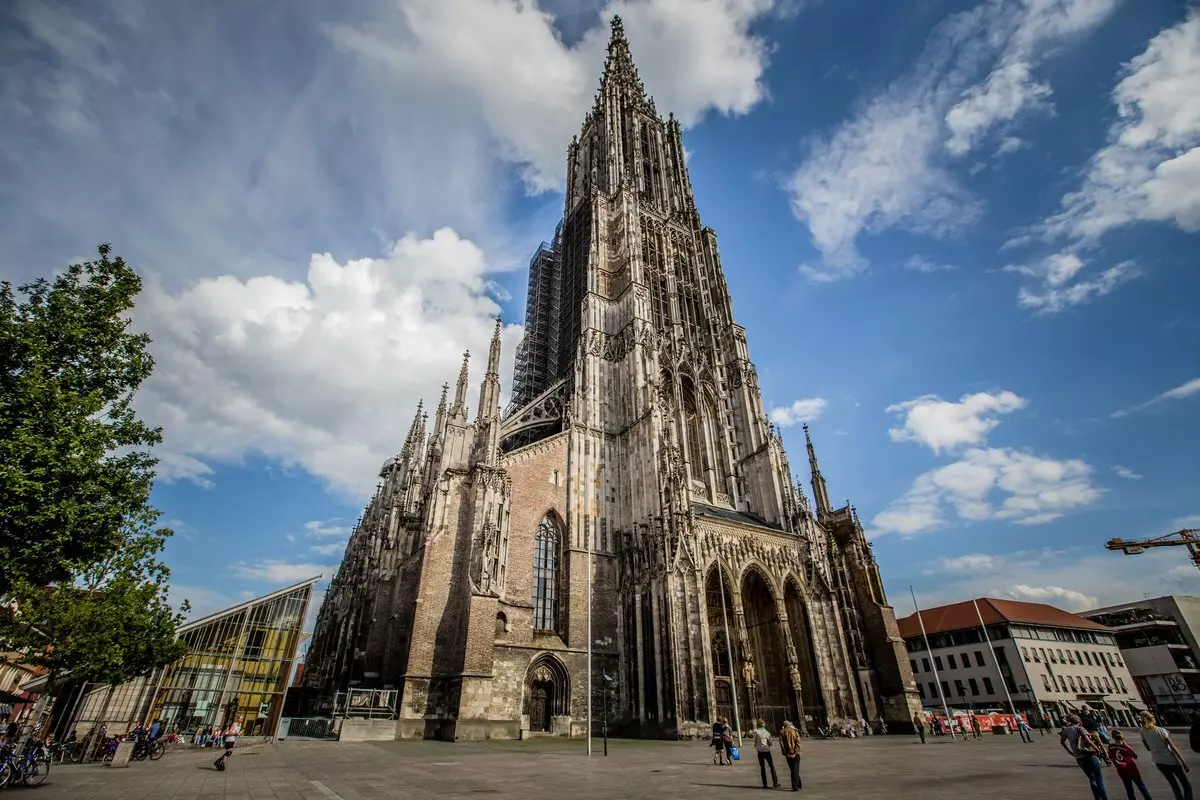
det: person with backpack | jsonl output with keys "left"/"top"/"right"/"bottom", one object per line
{"left": 1061, "top": 713, "right": 1110, "bottom": 800}
{"left": 753, "top": 720, "right": 780, "bottom": 789}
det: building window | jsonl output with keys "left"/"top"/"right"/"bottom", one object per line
{"left": 954, "top": 680, "right": 965, "bottom": 697}
{"left": 968, "top": 678, "right": 979, "bottom": 696}
{"left": 532, "top": 516, "right": 561, "bottom": 632}
{"left": 929, "top": 682, "right": 938, "bottom": 699}
{"left": 941, "top": 680, "right": 950, "bottom": 699}
{"left": 1117, "top": 678, "right": 1126, "bottom": 692}
{"left": 1021, "top": 647, "right": 1030, "bottom": 662}
{"left": 1069, "top": 676, "right": 1078, "bottom": 691}
{"left": 948, "top": 654, "right": 957, "bottom": 670}
{"left": 982, "top": 677, "right": 994, "bottom": 694}
{"left": 922, "top": 658, "right": 930, "bottom": 673}
{"left": 1086, "top": 676, "right": 1095, "bottom": 691}
{"left": 1103, "top": 677, "right": 1112, "bottom": 692}
{"left": 1084, "top": 652, "right": 1093, "bottom": 666}
{"left": 962, "top": 652, "right": 971, "bottom": 668}
{"left": 1058, "top": 676, "right": 1067, "bottom": 691}
{"left": 1032, "top": 649, "right": 1041, "bottom": 663}
{"left": 917, "top": 683, "right": 926, "bottom": 699}
{"left": 242, "top": 629, "right": 266, "bottom": 659}
{"left": 1074, "top": 650, "right": 1082, "bottom": 664}
{"left": 1056, "top": 649, "right": 1065, "bottom": 662}
{"left": 934, "top": 656, "right": 943, "bottom": 671}
{"left": 911, "top": 660, "right": 918, "bottom": 675}
{"left": 974, "top": 650, "right": 985, "bottom": 667}
{"left": 1042, "top": 674, "right": 1052, "bottom": 691}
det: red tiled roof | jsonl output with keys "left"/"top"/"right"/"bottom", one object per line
{"left": 896, "top": 597, "right": 1109, "bottom": 640}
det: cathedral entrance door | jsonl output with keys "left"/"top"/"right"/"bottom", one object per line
{"left": 529, "top": 682, "right": 552, "bottom": 732}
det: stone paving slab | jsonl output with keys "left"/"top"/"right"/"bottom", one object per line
{"left": 24, "top": 730, "right": 1194, "bottom": 800}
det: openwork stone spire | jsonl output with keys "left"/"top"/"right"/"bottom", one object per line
{"left": 599, "top": 15, "right": 647, "bottom": 100}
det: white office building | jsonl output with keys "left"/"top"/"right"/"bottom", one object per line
{"left": 898, "top": 598, "right": 1141, "bottom": 727}
{"left": 1083, "top": 595, "right": 1200, "bottom": 726}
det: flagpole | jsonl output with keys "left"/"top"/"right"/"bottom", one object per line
{"left": 718, "top": 565, "right": 743, "bottom": 748}
{"left": 910, "top": 586, "right": 956, "bottom": 739}
{"left": 972, "top": 598, "right": 1019, "bottom": 722}
{"left": 587, "top": 526, "right": 593, "bottom": 757}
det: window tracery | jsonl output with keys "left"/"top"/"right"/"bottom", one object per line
{"left": 532, "top": 516, "right": 561, "bottom": 632}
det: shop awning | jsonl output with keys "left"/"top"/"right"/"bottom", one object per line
{"left": 0, "top": 689, "right": 27, "bottom": 706}
{"left": 1125, "top": 699, "right": 1147, "bottom": 712}
{"left": 1060, "top": 700, "right": 1080, "bottom": 711}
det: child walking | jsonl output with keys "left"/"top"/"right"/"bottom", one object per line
{"left": 1109, "top": 729, "right": 1153, "bottom": 800}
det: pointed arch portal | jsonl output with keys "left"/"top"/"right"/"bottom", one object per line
{"left": 704, "top": 565, "right": 740, "bottom": 725}
{"left": 785, "top": 579, "right": 826, "bottom": 730}
{"left": 525, "top": 655, "right": 569, "bottom": 733}
{"left": 741, "top": 569, "right": 791, "bottom": 732}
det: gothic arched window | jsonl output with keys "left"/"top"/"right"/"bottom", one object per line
{"left": 711, "top": 630, "right": 731, "bottom": 677}
{"left": 682, "top": 381, "right": 711, "bottom": 480}
{"left": 532, "top": 516, "right": 561, "bottom": 632}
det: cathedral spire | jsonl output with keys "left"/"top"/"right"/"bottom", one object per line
{"left": 433, "top": 382, "right": 450, "bottom": 440}
{"left": 486, "top": 317, "right": 502, "bottom": 377}
{"left": 598, "top": 15, "right": 647, "bottom": 102}
{"left": 452, "top": 351, "right": 470, "bottom": 417}
{"left": 402, "top": 400, "right": 424, "bottom": 456}
{"left": 804, "top": 423, "right": 832, "bottom": 519}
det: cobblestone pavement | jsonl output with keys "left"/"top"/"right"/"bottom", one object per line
{"left": 27, "top": 730, "right": 1194, "bottom": 800}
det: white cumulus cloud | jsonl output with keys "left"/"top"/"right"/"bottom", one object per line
{"left": 1112, "top": 465, "right": 1143, "bottom": 480}
{"left": 135, "top": 228, "right": 522, "bottom": 500}
{"left": 770, "top": 397, "right": 827, "bottom": 427}
{"left": 872, "top": 389, "right": 1102, "bottom": 537}
{"left": 886, "top": 390, "right": 1027, "bottom": 453}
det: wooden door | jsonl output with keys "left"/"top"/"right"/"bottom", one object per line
{"left": 530, "top": 683, "right": 550, "bottom": 732}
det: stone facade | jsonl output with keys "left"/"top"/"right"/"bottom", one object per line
{"left": 302, "top": 16, "right": 922, "bottom": 740}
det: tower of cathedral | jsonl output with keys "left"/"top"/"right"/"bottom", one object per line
{"left": 303, "top": 17, "right": 921, "bottom": 740}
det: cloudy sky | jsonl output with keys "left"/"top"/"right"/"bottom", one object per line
{"left": 3, "top": 0, "right": 1198, "bottom": 623}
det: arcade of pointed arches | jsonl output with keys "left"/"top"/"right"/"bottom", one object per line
{"left": 703, "top": 560, "right": 826, "bottom": 732}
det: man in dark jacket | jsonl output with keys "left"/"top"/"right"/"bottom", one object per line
{"left": 1189, "top": 711, "right": 1200, "bottom": 753}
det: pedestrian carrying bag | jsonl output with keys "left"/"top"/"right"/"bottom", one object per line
{"left": 730, "top": 746, "right": 740, "bottom": 761}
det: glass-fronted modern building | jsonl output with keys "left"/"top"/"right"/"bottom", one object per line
{"left": 152, "top": 577, "right": 317, "bottom": 736}
{"left": 37, "top": 577, "right": 318, "bottom": 740}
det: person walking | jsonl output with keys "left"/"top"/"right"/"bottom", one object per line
{"left": 1141, "top": 711, "right": 1192, "bottom": 800}
{"left": 779, "top": 720, "right": 802, "bottom": 792}
{"left": 912, "top": 712, "right": 926, "bottom": 744}
{"left": 1017, "top": 714, "right": 1034, "bottom": 743}
{"left": 1061, "top": 713, "right": 1109, "bottom": 800}
{"left": 1189, "top": 711, "right": 1200, "bottom": 755}
{"left": 712, "top": 716, "right": 729, "bottom": 765}
{"left": 753, "top": 720, "right": 780, "bottom": 789}
{"left": 1109, "top": 729, "right": 1153, "bottom": 800}
{"left": 722, "top": 717, "right": 735, "bottom": 765}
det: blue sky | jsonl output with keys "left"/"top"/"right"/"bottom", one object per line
{"left": 2, "top": 0, "right": 1198, "bottom": 626}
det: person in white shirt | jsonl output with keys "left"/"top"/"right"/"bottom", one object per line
{"left": 753, "top": 720, "right": 780, "bottom": 789}
{"left": 1141, "top": 711, "right": 1192, "bottom": 800}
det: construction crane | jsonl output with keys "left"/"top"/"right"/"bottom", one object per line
{"left": 1106, "top": 529, "right": 1200, "bottom": 572}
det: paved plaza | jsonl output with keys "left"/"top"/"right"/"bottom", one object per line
{"left": 29, "top": 731, "right": 1193, "bottom": 800}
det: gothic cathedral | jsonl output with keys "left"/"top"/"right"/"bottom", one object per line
{"left": 302, "top": 17, "right": 921, "bottom": 740}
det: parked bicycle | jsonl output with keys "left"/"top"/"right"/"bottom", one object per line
{"left": 0, "top": 739, "right": 50, "bottom": 787}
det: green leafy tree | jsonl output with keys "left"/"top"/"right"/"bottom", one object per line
{"left": 0, "top": 244, "right": 189, "bottom": 726}
{"left": 4, "top": 513, "right": 190, "bottom": 684}
{"left": 0, "top": 243, "right": 162, "bottom": 595}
